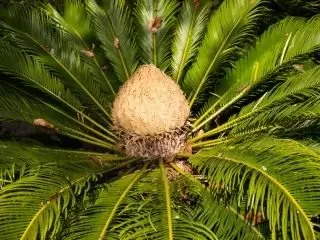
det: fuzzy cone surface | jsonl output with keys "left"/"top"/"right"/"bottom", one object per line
{"left": 112, "top": 64, "right": 190, "bottom": 136}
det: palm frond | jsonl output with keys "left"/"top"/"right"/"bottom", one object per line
{"left": 0, "top": 81, "right": 117, "bottom": 150}
{"left": 0, "top": 7, "right": 112, "bottom": 121}
{"left": 43, "top": 1, "right": 117, "bottom": 96}
{"left": 194, "top": 15, "right": 320, "bottom": 132}
{"left": 192, "top": 65, "right": 320, "bottom": 142}
{"left": 0, "top": 45, "right": 115, "bottom": 142}
{"left": 170, "top": 0, "right": 212, "bottom": 84}
{"left": 190, "top": 137, "right": 320, "bottom": 239}
{"left": 61, "top": 168, "right": 146, "bottom": 240}
{"left": 183, "top": 0, "right": 269, "bottom": 107}
{"left": 229, "top": 96, "right": 320, "bottom": 138}
{"left": 59, "top": 0, "right": 91, "bottom": 40}
{"left": 0, "top": 142, "right": 131, "bottom": 240}
{"left": 86, "top": 0, "right": 139, "bottom": 83}
{"left": 170, "top": 164, "right": 265, "bottom": 239}
{"left": 134, "top": 0, "right": 179, "bottom": 70}
{"left": 105, "top": 169, "right": 219, "bottom": 240}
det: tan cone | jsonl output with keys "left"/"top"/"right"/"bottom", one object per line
{"left": 112, "top": 64, "right": 190, "bottom": 136}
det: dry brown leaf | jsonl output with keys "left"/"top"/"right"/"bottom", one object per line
{"left": 196, "top": 129, "right": 205, "bottom": 137}
{"left": 101, "top": 65, "right": 108, "bottom": 71}
{"left": 148, "top": 17, "right": 162, "bottom": 33}
{"left": 245, "top": 211, "right": 265, "bottom": 225}
{"left": 80, "top": 49, "right": 95, "bottom": 58}
{"left": 114, "top": 37, "right": 120, "bottom": 49}
{"left": 193, "top": 0, "right": 200, "bottom": 8}
{"left": 88, "top": 155, "right": 104, "bottom": 167}
{"left": 184, "top": 143, "right": 193, "bottom": 154}
{"left": 33, "top": 118, "right": 55, "bottom": 129}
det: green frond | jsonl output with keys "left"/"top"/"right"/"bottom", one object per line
{"left": 0, "top": 142, "right": 130, "bottom": 240}
{"left": 134, "top": 0, "right": 179, "bottom": 70}
{"left": 190, "top": 137, "right": 320, "bottom": 240}
{"left": 192, "top": 65, "right": 320, "bottom": 141}
{"left": 0, "top": 7, "right": 113, "bottom": 121}
{"left": 195, "top": 14, "right": 320, "bottom": 131}
{"left": 86, "top": 0, "right": 139, "bottom": 83}
{"left": 183, "top": 0, "right": 268, "bottom": 107}
{"left": 43, "top": 2, "right": 117, "bottom": 96}
{"left": 229, "top": 95, "right": 320, "bottom": 138}
{"left": 192, "top": 196, "right": 264, "bottom": 240}
{"left": 0, "top": 82, "right": 116, "bottom": 149}
{"left": 62, "top": 169, "right": 146, "bottom": 240}
{"left": 0, "top": 43, "right": 82, "bottom": 110}
{"left": 103, "top": 169, "right": 219, "bottom": 240}
{"left": 285, "top": 15, "right": 320, "bottom": 60}
{"left": 170, "top": 0, "right": 212, "bottom": 84}
{"left": 60, "top": 0, "right": 91, "bottom": 40}
{"left": 0, "top": 45, "right": 115, "bottom": 144}
{"left": 170, "top": 165, "right": 264, "bottom": 239}
{"left": 1, "top": 1, "right": 320, "bottom": 239}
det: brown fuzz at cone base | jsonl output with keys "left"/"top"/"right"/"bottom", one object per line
{"left": 116, "top": 121, "right": 190, "bottom": 159}
{"left": 112, "top": 64, "right": 191, "bottom": 158}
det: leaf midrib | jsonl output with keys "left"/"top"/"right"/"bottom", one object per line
{"left": 160, "top": 159, "right": 173, "bottom": 240}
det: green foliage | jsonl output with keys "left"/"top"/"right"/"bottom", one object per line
{"left": 87, "top": 0, "right": 139, "bottom": 83}
{"left": 170, "top": 0, "right": 212, "bottom": 84}
{"left": 190, "top": 137, "right": 320, "bottom": 239}
{"left": 182, "top": 0, "right": 268, "bottom": 107}
{"left": 0, "top": 0, "right": 320, "bottom": 239}
{"left": 134, "top": 0, "right": 179, "bottom": 70}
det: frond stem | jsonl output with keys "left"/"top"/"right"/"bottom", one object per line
{"left": 160, "top": 158, "right": 173, "bottom": 240}
{"left": 152, "top": 34, "right": 157, "bottom": 66}
{"left": 62, "top": 132, "right": 117, "bottom": 151}
{"left": 279, "top": 32, "right": 292, "bottom": 65}
{"left": 192, "top": 86, "right": 251, "bottom": 134}
{"left": 62, "top": 126, "right": 115, "bottom": 147}
{"left": 20, "top": 203, "right": 48, "bottom": 240}
{"left": 191, "top": 138, "right": 232, "bottom": 148}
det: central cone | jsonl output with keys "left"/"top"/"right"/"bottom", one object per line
{"left": 112, "top": 64, "right": 190, "bottom": 136}
{"left": 112, "top": 64, "right": 190, "bottom": 158}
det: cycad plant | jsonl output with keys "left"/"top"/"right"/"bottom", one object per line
{"left": 1, "top": 0, "right": 320, "bottom": 239}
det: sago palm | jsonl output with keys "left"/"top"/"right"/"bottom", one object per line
{"left": 0, "top": 0, "right": 320, "bottom": 239}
